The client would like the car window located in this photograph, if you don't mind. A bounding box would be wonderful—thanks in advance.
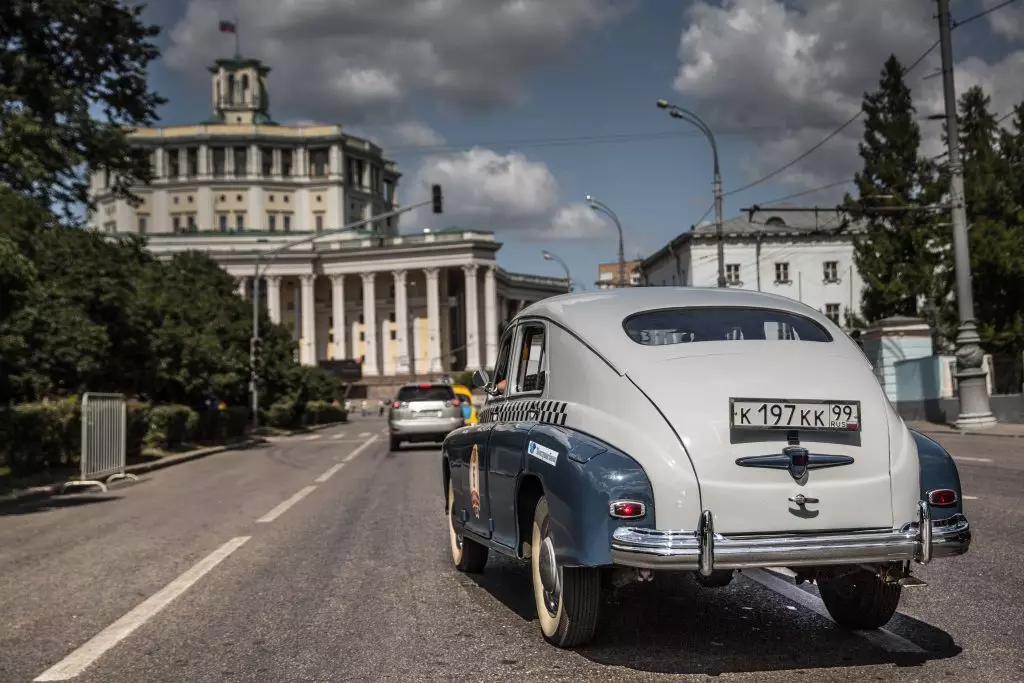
[513,324,546,394]
[491,332,515,394]
[623,307,832,346]
[396,385,455,402]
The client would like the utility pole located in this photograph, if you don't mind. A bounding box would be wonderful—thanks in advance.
[936,0,996,428]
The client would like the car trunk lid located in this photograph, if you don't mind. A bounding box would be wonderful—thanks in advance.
[626,344,894,534]
[392,385,455,419]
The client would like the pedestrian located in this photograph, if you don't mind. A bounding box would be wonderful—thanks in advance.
[360,399,367,417]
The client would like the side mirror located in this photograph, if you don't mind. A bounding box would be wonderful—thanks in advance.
[471,368,490,389]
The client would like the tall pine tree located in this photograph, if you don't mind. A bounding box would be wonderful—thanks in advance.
[846,55,950,329]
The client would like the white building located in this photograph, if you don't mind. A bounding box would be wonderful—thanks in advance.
[87,55,566,385]
[638,209,866,327]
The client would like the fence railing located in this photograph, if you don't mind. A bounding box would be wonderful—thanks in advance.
[60,393,138,494]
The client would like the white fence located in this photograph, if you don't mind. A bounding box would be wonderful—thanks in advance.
[60,393,138,493]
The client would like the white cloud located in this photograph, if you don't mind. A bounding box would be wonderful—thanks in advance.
[984,0,1024,39]
[166,0,634,124]
[402,148,611,240]
[671,0,1024,197]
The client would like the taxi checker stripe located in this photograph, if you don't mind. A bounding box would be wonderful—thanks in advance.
[479,399,568,426]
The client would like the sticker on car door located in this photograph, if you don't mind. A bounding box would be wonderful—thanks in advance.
[528,441,559,467]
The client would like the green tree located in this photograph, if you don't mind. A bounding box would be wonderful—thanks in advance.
[845,55,951,328]
[0,0,164,218]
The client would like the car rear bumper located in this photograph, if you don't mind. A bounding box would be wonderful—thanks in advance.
[610,502,970,572]
[390,417,463,436]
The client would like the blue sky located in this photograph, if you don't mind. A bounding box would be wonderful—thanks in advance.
[143,0,1024,287]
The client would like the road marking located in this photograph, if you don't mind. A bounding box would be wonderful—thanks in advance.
[331,432,347,439]
[963,495,979,500]
[315,462,346,483]
[954,456,993,463]
[343,435,379,463]
[744,569,926,654]
[302,434,321,441]
[358,431,371,438]
[34,536,250,681]
[256,486,317,523]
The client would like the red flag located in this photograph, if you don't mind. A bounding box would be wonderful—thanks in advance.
[219,21,236,33]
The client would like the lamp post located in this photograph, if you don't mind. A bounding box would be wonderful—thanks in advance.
[542,250,573,293]
[656,99,725,288]
[585,194,626,288]
[936,0,996,428]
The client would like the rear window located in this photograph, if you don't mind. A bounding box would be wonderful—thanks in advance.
[396,385,455,402]
[623,307,833,345]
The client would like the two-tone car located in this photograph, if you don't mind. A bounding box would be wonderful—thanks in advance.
[388,382,465,451]
[441,287,971,647]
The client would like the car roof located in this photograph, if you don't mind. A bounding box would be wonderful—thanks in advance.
[516,287,840,374]
[398,382,453,390]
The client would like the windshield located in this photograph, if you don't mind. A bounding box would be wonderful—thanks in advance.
[623,307,833,346]
[396,385,455,402]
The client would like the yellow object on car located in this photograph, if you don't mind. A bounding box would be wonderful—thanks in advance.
[452,384,478,424]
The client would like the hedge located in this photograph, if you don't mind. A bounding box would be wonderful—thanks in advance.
[0,396,347,478]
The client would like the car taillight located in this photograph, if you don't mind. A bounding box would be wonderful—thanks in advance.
[392,401,400,409]
[609,501,646,519]
[452,398,460,407]
[928,489,958,506]
[418,383,432,389]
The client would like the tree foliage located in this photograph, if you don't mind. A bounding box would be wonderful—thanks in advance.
[0,0,165,218]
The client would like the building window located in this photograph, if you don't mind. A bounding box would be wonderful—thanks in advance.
[233,147,247,176]
[269,194,275,203]
[186,147,198,177]
[187,215,196,232]
[775,262,790,283]
[283,215,291,232]
[388,311,396,322]
[173,196,179,205]
[825,303,841,324]
[138,216,147,234]
[172,216,180,232]
[219,214,228,232]
[236,213,245,230]
[168,152,179,178]
[236,194,243,202]
[211,147,226,177]
[268,214,276,232]
[359,332,365,341]
[390,330,397,340]
[726,264,741,285]
[823,261,839,282]
[261,147,273,176]
[309,148,328,177]
[315,214,323,232]
[281,149,293,177]
[283,195,289,203]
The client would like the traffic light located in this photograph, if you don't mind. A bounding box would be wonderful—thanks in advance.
[431,184,443,214]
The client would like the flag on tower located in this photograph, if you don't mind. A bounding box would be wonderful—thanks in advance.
[219,20,236,33]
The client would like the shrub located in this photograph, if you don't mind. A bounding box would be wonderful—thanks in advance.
[0,397,81,476]
[125,400,151,459]
[304,400,346,426]
[266,400,302,430]
[145,404,198,450]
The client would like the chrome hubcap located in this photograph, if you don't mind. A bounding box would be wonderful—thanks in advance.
[538,524,560,615]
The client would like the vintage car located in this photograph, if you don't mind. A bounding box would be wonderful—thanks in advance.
[441,287,971,647]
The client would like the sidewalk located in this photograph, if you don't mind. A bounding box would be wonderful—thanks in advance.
[907,420,1024,438]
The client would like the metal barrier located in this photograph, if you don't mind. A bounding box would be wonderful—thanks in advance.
[60,393,138,493]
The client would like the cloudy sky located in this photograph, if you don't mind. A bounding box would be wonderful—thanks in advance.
[141,0,1024,285]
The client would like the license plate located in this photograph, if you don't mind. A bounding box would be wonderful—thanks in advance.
[730,398,861,431]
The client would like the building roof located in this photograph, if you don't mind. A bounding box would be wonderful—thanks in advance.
[518,286,834,373]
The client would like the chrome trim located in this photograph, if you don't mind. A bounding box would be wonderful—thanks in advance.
[608,500,647,519]
[610,503,970,571]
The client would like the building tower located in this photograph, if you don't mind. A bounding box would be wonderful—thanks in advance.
[208,58,273,125]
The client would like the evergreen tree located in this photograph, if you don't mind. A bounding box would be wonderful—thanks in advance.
[845,55,951,328]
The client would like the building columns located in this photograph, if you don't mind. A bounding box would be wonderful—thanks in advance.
[361,272,379,376]
[331,275,346,361]
[483,266,498,369]
[266,276,282,324]
[299,274,316,366]
[394,270,410,374]
[462,265,481,371]
[425,267,443,373]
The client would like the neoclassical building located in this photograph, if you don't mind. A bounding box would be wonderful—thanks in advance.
[88,56,566,380]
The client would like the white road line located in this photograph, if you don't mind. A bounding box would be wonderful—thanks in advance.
[954,456,993,463]
[343,434,379,463]
[963,495,979,500]
[358,431,371,438]
[315,462,346,483]
[744,569,926,655]
[256,486,317,523]
[331,432,347,439]
[34,536,250,681]
[302,434,321,441]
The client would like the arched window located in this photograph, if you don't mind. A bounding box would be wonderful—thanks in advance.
[765,216,786,226]
[226,74,235,104]
[241,74,250,103]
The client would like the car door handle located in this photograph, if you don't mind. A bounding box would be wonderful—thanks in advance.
[788,494,819,505]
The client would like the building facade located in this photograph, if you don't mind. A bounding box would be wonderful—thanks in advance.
[88,56,567,378]
[639,209,866,327]
[594,259,642,289]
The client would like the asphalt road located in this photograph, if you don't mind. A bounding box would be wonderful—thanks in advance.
[1,417,1022,682]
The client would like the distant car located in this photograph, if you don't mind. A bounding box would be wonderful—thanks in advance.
[388,383,465,451]
[451,384,478,424]
[441,287,971,648]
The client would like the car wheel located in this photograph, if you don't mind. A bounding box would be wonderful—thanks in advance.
[819,569,902,629]
[389,435,401,451]
[447,480,488,573]
[531,495,600,648]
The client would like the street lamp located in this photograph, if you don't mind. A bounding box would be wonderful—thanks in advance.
[585,194,626,288]
[656,98,725,288]
[542,250,573,293]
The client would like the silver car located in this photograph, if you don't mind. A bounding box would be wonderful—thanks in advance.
[388,383,465,450]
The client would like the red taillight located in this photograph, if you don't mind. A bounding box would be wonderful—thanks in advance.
[452,398,460,407]
[609,501,646,519]
[418,383,432,389]
[928,489,958,506]
[392,401,400,408]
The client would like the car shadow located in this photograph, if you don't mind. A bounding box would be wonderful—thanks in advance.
[0,492,123,517]
[471,557,962,676]
[388,443,443,458]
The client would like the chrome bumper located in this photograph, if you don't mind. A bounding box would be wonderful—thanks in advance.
[610,501,971,574]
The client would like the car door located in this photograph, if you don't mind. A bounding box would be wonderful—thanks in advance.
[487,320,548,550]
[462,328,517,540]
